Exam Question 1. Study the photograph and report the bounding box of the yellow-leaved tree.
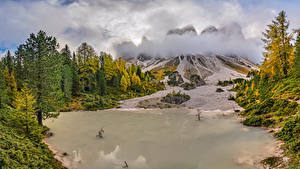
[101,52,117,81]
[261,11,294,78]
[120,75,128,92]
[13,86,37,135]
[131,72,141,87]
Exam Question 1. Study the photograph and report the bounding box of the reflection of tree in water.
[98,145,148,169]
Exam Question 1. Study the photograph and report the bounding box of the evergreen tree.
[71,52,80,96]
[0,66,10,107]
[14,45,24,89]
[294,31,300,77]
[19,30,63,125]
[60,45,73,99]
[96,69,106,96]
[262,11,294,78]
[61,44,72,65]
[62,66,73,99]
[3,67,17,103]
[4,50,13,74]
[136,66,142,79]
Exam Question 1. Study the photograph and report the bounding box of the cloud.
[115,23,263,63]
[0,0,300,63]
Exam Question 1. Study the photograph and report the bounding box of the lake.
[45,108,276,169]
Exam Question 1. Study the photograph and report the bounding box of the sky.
[1,0,300,62]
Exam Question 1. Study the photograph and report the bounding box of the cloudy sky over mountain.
[1,0,300,61]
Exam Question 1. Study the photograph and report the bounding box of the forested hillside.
[0,31,164,168]
[233,11,300,168]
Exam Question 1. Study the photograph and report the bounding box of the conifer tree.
[132,72,141,87]
[3,67,17,102]
[120,75,128,92]
[294,31,300,78]
[61,45,73,99]
[262,11,293,78]
[13,86,37,135]
[19,30,63,125]
[96,69,106,96]
[4,50,13,74]
[101,52,117,81]
[14,45,24,89]
[0,66,9,107]
[71,52,80,96]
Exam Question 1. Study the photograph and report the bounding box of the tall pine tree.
[294,31,300,78]
[19,30,64,125]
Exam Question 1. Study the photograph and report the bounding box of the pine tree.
[4,50,13,74]
[0,66,10,107]
[13,86,37,135]
[136,66,142,79]
[96,69,106,96]
[60,45,73,99]
[294,31,300,78]
[19,30,63,125]
[62,66,73,99]
[71,52,80,96]
[3,67,17,102]
[262,11,293,78]
[14,45,24,89]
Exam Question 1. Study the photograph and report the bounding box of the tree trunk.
[37,111,43,126]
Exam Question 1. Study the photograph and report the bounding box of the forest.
[0,31,164,168]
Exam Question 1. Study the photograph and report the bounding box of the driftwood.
[96,128,104,138]
[122,161,128,168]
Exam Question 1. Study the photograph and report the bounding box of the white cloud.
[0,0,299,62]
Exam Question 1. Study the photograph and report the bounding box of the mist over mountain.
[115,22,262,63]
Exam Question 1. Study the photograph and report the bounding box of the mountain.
[135,54,257,85]
[166,25,197,36]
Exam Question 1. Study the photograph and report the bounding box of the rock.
[45,131,54,137]
[167,25,197,36]
[216,88,224,92]
[200,26,218,35]
[62,152,68,156]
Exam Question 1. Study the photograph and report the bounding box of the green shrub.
[243,116,263,126]
[228,94,235,100]
[261,156,282,167]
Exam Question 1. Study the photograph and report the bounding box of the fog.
[115,23,263,63]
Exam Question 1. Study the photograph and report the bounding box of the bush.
[162,91,190,104]
[228,94,235,101]
[261,156,282,167]
[243,116,263,126]
[181,83,196,90]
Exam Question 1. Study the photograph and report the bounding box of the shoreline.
[43,139,73,169]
